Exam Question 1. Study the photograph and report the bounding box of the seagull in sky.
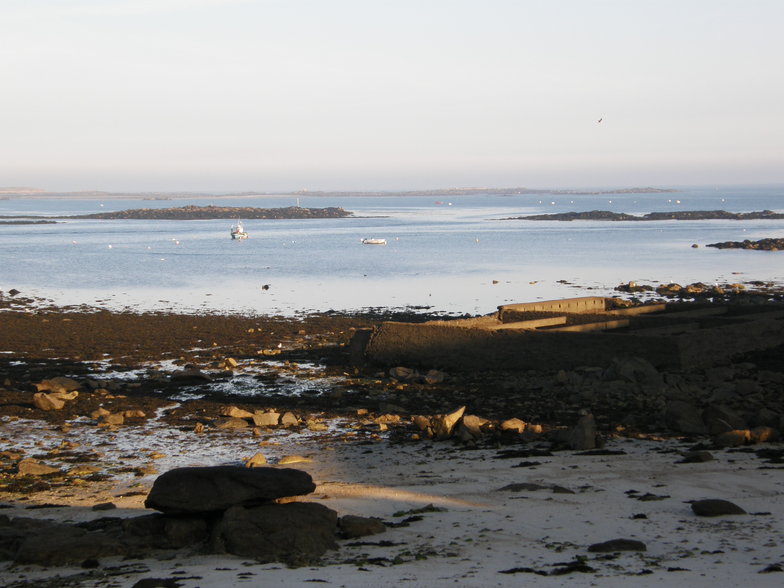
[597,117,603,124]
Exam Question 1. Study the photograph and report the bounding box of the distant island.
[509,210,784,221]
[0,220,57,225]
[0,205,354,222]
[0,186,677,199]
[66,205,353,220]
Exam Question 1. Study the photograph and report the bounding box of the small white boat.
[361,238,386,245]
[230,221,248,240]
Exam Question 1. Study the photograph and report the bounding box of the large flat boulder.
[144,466,316,514]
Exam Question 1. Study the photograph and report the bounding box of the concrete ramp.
[353,297,784,371]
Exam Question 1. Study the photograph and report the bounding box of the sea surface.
[1,185,783,316]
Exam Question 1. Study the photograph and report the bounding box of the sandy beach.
[1,293,783,587]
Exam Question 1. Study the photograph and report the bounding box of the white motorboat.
[230,221,248,240]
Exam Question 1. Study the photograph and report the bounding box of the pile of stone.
[0,466,385,567]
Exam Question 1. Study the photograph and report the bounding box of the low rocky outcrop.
[1,465,386,567]
[707,238,784,251]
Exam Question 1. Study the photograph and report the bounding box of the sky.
[1,0,783,192]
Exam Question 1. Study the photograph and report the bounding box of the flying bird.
[597,117,603,124]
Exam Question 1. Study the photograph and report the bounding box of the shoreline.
[1,293,783,586]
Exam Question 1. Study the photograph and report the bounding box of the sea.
[1,185,783,316]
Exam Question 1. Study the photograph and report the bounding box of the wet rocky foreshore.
[1,286,783,446]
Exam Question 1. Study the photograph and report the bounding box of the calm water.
[1,185,783,315]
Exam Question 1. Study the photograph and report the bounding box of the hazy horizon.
[2,1,783,193]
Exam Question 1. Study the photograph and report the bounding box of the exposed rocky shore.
[511,209,784,221]
[1,290,783,582]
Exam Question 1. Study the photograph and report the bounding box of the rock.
[677,450,714,463]
[714,429,751,447]
[691,499,747,517]
[306,420,328,432]
[389,366,416,381]
[412,415,431,432]
[378,403,407,414]
[214,417,249,430]
[705,366,735,386]
[604,357,663,388]
[11,519,124,565]
[92,502,117,511]
[17,458,59,476]
[171,367,212,382]
[685,282,707,294]
[245,453,268,468]
[252,411,281,427]
[665,400,708,435]
[588,538,647,552]
[121,513,209,550]
[34,377,81,394]
[280,412,299,427]
[703,405,747,435]
[221,406,254,419]
[90,407,111,419]
[498,482,551,492]
[99,413,125,426]
[213,502,338,564]
[500,418,526,434]
[459,414,491,437]
[338,515,386,539]
[51,390,79,401]
[755,408,781,428]
[423,369,445,384]
[750,426,778,443]
[568,413,598,450]
[278,455,313,465]
[432,406,465,439]
[144,466,316,514]
[32,392,65,411]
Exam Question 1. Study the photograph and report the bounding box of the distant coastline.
[510,210,784,221]
[0,186,677,200]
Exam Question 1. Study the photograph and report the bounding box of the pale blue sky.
[1,0,782,191]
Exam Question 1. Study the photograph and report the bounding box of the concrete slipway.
[351,297,784,371]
